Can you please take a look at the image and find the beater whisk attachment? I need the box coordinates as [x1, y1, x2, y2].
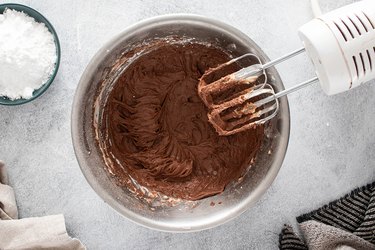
[205, 83, 279, 136]
[198, 48, 314, 136]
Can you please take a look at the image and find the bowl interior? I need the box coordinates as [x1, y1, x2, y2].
[72, 15, 290, 232]
[0, 4, 61, 106]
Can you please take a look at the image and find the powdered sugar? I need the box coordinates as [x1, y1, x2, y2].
[0, 9, 57, 100]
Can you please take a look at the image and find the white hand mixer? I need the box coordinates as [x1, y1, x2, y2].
[198, 0, 375, 136]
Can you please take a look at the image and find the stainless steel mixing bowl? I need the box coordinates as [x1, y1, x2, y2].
[72, 14, 290, 232]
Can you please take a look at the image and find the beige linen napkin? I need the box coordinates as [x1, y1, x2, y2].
[0, 161, 86, 250]
[0, 161, 17, 220]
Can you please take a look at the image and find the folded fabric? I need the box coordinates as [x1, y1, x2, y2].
[0, 161, 86, 250]
[279, 182, 375, 250]
[0, 161, 17, 220]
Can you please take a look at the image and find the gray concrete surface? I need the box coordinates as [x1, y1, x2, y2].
[1, 0, 374, 249]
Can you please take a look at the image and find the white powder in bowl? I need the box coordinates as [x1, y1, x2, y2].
[0, 9, 57, 100]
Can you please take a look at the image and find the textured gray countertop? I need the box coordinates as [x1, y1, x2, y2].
[1, 0, 374, 249]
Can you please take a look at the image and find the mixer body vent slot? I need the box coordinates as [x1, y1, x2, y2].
[362, 11, 375, 29]
[367, 50, 372, 71]
[347, 16, 361, 35]
[360, 52, 366, 74]
[356, 14, 368, 32]
[353, 55, 359, 79]
[334, 21, 347, 41]
[341, 18, 355, 39]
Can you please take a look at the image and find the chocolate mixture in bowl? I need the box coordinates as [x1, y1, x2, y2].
[97, 39, 265, 201]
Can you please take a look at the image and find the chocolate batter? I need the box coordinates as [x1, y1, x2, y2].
[198, 71, 261, 136]
[99, 40, 264, 200]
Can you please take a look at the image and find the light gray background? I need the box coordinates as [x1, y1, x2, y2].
[1, 0, 374, 249]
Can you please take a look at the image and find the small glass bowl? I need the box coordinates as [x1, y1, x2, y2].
[0, 3, 61, 106]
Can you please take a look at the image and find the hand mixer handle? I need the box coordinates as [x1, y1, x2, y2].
[299, 0, 375, 95]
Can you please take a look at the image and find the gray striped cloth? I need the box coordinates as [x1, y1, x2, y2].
[279, 182, 375, 250]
